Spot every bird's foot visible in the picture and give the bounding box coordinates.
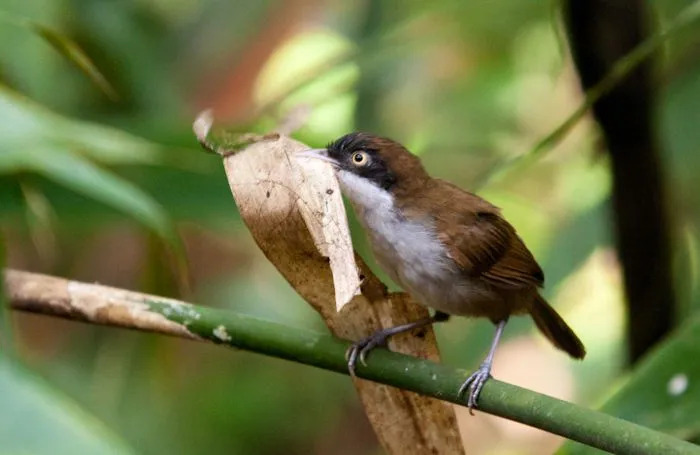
[458,362,492,415]
[345,330,393,377]
[345,316,440,377]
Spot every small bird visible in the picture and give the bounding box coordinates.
[299,132,585,410]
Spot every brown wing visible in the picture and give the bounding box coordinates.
[422,182,544,289]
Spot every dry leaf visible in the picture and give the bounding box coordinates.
[294,153,362,311]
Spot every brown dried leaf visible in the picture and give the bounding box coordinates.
[294,152,361,310]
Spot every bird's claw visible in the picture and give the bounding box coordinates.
[345,332,390,377]
[458,363,492,414]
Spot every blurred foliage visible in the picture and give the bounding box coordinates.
[560,311,700,454]
[0,356,136,454]
[1,0,700,454]
[0,86,176,240]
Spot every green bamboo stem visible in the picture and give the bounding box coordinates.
[147,299,698,455]
[5,270,699,455]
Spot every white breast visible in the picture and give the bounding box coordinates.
[336,170,485,314]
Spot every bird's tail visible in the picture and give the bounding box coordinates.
[530,294,586,359]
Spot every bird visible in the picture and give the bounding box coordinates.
[297,132,585,410]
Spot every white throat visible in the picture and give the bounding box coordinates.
[335,170,394,215]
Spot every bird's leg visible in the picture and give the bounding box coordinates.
[458,319,508,414]
[346,311,450,377]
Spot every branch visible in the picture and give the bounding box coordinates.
[5,269,699,455]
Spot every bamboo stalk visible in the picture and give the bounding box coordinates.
[5,269,700,455]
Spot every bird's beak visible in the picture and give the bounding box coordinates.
[295,148,338,166]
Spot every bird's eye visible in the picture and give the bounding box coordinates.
[352,151,368,166]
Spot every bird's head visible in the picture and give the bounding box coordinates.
[298,133,428,206]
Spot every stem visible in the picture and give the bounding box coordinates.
[5,269,700,455]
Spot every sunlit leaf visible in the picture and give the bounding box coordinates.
[0,357,135,455]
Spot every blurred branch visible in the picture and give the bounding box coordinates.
[5,269,700,455]
[565,1,676,363]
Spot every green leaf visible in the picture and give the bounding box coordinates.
[0,85,181,246]
[0,11,117,100]
[0,85,166,166]
[27,146,175,243]
[30,23,119,101]
[0,357,135,455]
[558,314,700,454]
